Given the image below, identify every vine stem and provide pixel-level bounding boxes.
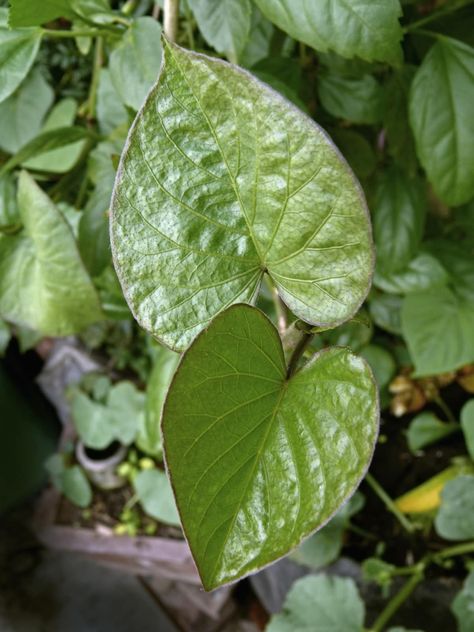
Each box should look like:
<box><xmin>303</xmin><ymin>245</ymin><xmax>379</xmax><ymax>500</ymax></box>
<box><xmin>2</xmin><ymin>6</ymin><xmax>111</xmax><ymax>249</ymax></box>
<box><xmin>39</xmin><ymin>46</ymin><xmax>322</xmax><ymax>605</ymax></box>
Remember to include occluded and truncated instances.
<box><xmin>403</xmin><ymin>3</ymin><xmax>466</xmax><ymax>33</ymax></box>
<box><xmin>433</xmin><ymin>394</ymin><xmax>457</xmax><ymax>425</ymax></box>
<box><xmin>87</xmin><ymin>36</ymin><xmax>103</xmax><ymax>121</ymax></box>
<box><xmin>365</xmin><ymin>473</ymin><xmax>416</xmax><ymax>534</ymax></box>
<box><xmin>164</xmin><ymin>0</ymin><xmax>179</xmax><ymax>42</ymax></box>
<box><xmin>41</xmin><ymin>28</ymin><xmax>104</xmax><ymax>38</ymax></box>
<box><xmin>286</xmin><ymin>331</ymin><xmax>313</xmax><ymax>379</ymax></box>
<box><xmin>369</xmin><ymin>567</ymin><xmax>425</xmax><ymax>632</ymax></box>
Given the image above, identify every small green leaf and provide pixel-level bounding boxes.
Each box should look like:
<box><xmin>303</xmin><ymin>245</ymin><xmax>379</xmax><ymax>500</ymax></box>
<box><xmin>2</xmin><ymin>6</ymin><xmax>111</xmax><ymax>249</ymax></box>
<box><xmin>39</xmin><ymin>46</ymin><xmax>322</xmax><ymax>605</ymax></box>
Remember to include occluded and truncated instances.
<box><xmin>96</xmin><ymin>68</ymin><xmax>129</xmax><ymax>135</ymax></box>
<box><xmin>109</xmin><ymin>17</ymin><xmax>162</xmax><ymax>111</ymax></box>
<box><xmin>406</xmin><ymin>412</ymin><xmax>459</xmax><ymax>452</ymax></box>
<box><xmin>452</xmin><ymin>570</ymin><xmax>474</xmax><ymax>632</ymax></box>
<box><xmin>188</xmin><ymin>0</ymin><xmax>251</xmax><ymax>61</ymax></box>
<box><xmin>133</xmin><ymin>469</ymin><xmax>180</xmax><ymax>526</ymax></box>
<box><xmin>0</xmin><ymin>68</ymin><xmax>53</xmax><ymax>154</ymax></box>
<box><xmin>61</xmin><ymin>465</ymin><xmax>92</xmax><ymax>508</ymax></box>
<box><xmin>111</xmin><ymin>41</ymin><xmax>374</xmax><ymax>352</ymax></box>
<box><xmin>360</xmin><ymin>344</ymin><xmax>396</xmax><ymax>390</ymax></box>
<box><xmin>374</xmin><ymin>253</ymin><xmax>448</xmax><ymax>295</ymax></box>
<box><xmin>8</xmin><ymin>0</ymin><xmax>76</xmax><ymax>27</ymax></box>
<box><xmin>318</xmin><ymin>73</ymin><xmax>384</xmax><ymax>124</ymax></box>
<box><xmin>0</xmin><ymin>10</ymin><xmax>42</xmax><ymax>103</ymax></box>
<box><xmin>137</xmin><ymin>346</ymin><xmax>180</xmax><ymax>458</ymax></box>
<box><xmin>409</xmin><ymin>37</ymin><xmax>474</xmax><ymax>205</ymax></box>
<box><xmin>461</xmin><ymin>400</ymin><xmax>474</xmax><ymax>459</ymax></box>
<box><xmin>435</xmin><ymin>475</ymin><xmax>474</xmax><ymax>540</ymax></box>
<box><xmin>266</xmin><ymin>574</ymin><xmax>365</xmax><ymax>632</ymax></box>
<box><xmin>331</xmin><ymin>129</ymin><xmax>376</xmax><ymax>180</ymax></box>
<box><xmin>162</xmin><ymin>304</ymin><xmax>378</xmax><ymax>589</ymax></box>
<box><xmin>253</xmin><ymin>0</ymin><xmax>403</xmax><ymax>64</ymax></box>
<box><xmin>372</xmin><ymin>168</ymin><xmax>426</xmax><ymax>274</ymax></box>
<box><xmin>401</xmin><ymin>287</ymin><xmax>474</xmax><ymax>376</ymax></box>
<box><xmin>0</xmin><ymin>172</ymin><xmax>103</xmax><ymax>335</ymax></box>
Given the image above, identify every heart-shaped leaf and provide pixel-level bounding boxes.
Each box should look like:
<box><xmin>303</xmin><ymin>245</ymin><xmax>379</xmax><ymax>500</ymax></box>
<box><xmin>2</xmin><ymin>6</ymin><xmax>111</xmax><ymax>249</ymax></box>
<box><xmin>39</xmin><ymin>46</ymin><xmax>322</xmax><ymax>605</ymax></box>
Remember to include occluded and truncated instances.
<box><xmin>162</xmin><ymin>304</ymin><xmax>378</xmax><ymax>590</ymax></box>
<box><xmin>110</xmin><ymin>40</ymin><xmax>373</xmax><ymax>351</ymax></box>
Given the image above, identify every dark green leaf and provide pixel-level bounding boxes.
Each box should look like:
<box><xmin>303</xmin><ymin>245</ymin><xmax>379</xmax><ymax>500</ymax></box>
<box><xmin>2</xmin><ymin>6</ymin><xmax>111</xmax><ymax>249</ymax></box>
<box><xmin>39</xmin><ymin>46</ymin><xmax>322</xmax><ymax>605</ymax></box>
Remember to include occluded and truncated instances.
<box><xmin>162</xmin><ymin>304</ymin><xmax>378</xmax><ymax>589</ymax></box>
<box><xmin>0</xmin><ymin>174</ymin><xmax>20</xmax><ymax>233</ymax></box>
<box><xmin>253</xmin><ymin>0</ymin><xmax>403</xmax><ymax>64</ymax></box>
<box><xmin>368</xmin><ymin>292</ymin><xmax>403</xmax><ymax>334</ymax></box>
<box><xmin>374</xmin><ymin>253</ymin><xmax>448</xmax><ymax>295</ymax></box>
<box><xmin>188</xmin><ymin>0</ymin><xmax>252</xmax><ymax>61</ymax></box>
<box><xmin>424</xmin><ymin>240</ymin><xmax>474</xmax><ymax>304</ymax></box>
<box><xmin>0</xmin><ymin>67</ymin><xmax>53</xmax><ymax>154</ymax></box>
<box><xmin>0</xmin><ymin>172</ymin><xmax>103</xmax><ymax>335</ymax></box>
<box><xmin>266</xmin><ymin>574</ymin><xmax>365</xmax><ymax>632</ymax></box>
<box><xmin>401</xmin><ymin>287</ymin><xmax>474</xmax><ymax>376</ymax></box>
<box><xmin>111</xmin><ymin>41</ymin><xmax>374</xmax><ymax>352</ymax></box>
<box><xmin>372</xmin><ymin>168</ymin><xmax>426</xmax><ymax>274</ymax></box>
<box><xmin>452</xmin><ymin>570</ymin><xmax>474</xmax><ymax>632</ymax></box>
<box><xmin>384</xmin><ymin>66</ymin><xmax>418</xmax><ymax>173</ymax></box>
<box><xmin>0</xmin><ymin>9</ymin><xmax>42</xmax><ymax>103</ymax></box>
<box><xmin>409</xmin><ymin>37</ymin><xmax>474</xmax><ymax>205</ymax></box>
<box><xmin>407</xmin><ymin>412</ymin><xmax>459</xmax><ymax>452</ymax></box>
<box><xmin>318</xmin><ymin>73</ymin><xmax>384</xmax><ymax>124</ymax></box>
<box><xmin>360</xmin><ymin>344</ymin><xmax>396</xmax><ymax>390</ymax></box>
<box><xmin>133</xmin><ymin>469</ymin><xmax>180</xmax><ymax>525</ymax></box>
<box><xmin>461</xmin><ymin>400</ymin><xmax>474</xmax><ymax>460</ymax></box>
<box><xmin>109</xmin><ymin>17</ymin><xmax>162</xmax><ymax>111</ymax></box>
<box><xmin>331</xmin><ymin>130</ymin><xmax>376</xmax><ymax>180</ymax></box>
<box><xmin>96</xmin><ymin>68</ymin><xmax>129</xmax><ymax>135</ymax></box>
<box><xmin>435</xmin><ymin>475</ymin><xmax>474</xmax><ymax>540</ymax></box>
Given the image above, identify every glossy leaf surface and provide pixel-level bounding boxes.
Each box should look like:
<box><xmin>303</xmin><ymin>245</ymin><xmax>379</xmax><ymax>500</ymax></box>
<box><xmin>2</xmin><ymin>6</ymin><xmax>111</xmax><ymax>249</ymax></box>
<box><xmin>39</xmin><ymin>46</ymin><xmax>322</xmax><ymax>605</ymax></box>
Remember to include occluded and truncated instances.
<box><xmin>253</xmin><ymin>0</ymin><xmax>403</xmax><ymax>64</ymax></box>
<box><xmin>162</xmin><ymin>304</ymin><xmax>378</xmax><ymax>589</ymax></box>
<box><xmin>266</xmin><ymin>574</ymin><xmax>365</xmax><ymax>632</ymax></box>
<box><xmin>0</xmin><ymin>172</ymin><xmax>102</xmax><ymax>335</ymax></box>
<box><xmin>409</xmin><ymin>37</ymin><xmax>474</xmax><ymax>205</ymax></box>
<box><xmin>111</xmin><ymin>41</ymin><xmax>373</xmax><ymax>351</ymax></box>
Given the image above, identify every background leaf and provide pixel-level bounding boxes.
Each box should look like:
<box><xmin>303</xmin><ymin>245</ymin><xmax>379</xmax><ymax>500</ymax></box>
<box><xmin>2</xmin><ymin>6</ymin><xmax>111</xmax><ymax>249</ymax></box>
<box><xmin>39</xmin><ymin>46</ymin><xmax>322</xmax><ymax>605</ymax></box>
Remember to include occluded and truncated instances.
<box><xmin>435</xmin><ymin>475</ymin><xmax>474</xmax><ymax>540</ymax></box>
<box><xmin>133</xmin><ymin>469</ymin><xmax>180</xmax><ymax>525</ymax></box>
<box><xmin>406</xmin><ymin>412</ymin><xmax>459</xmax><ymax>452</ymax></box>
<box><xmin>451</xmin><ymin>570</ymin><xmax>474</xmax><ymax>632</ymax></box>
<box><xmin>461</xmin><ymin>400</ymin><xmax>474</xmax><ymax>459</ymax></box>
<box><xmin>318</xmin><ymin>73</ymin><xmax>384</xmax><ymax>124</ymax></box>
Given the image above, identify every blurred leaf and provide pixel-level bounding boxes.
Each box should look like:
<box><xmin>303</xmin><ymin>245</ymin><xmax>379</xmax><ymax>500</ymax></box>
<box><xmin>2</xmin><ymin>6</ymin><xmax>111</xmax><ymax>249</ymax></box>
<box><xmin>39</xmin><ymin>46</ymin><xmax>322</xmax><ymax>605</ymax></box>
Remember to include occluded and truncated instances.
<box><xmin>45</xmin><ymin>454</ymin><xmax>92</xmax><ymax>508</ymax></box>
<box><xmin>322</xmin><ymin>309</ymin><xmax>373</xmax><ymax>351</ymax></box>
<box><xmin>331</xmin><ymin>129</ymin><xmax>376</xmax><ymax>180</ymax></box>
<box><xmin>461</xmin><ymin>399</ymin><xmax>474</xmax><ymax>459</ymax></box>
<box><xmin>96</xmin><ymin>68</ymin><xmax>129</xmax><ymax>135</ymax></box>
<box><xmin>266</xmin><ymin>574</ymin><xmax>365</xmax><ymax>632</ymax></box>
<box><xmin>0</xmin><ymin>8</ymin><xmax>42</xmax><ymax>103</ymax></box>
<box><xmin>109</xmin><ymin>17</ymin><xmax>162</xmax><ymax>111</ymax></box>
<box><xmin>368</xmin><ymin>293</ymin><xmax>403</xmax><ymax>335</ymax></box>
<box><xmin>360</xmin><ymin>344</ymin><xmax>396</xmax><ymax>390</ymax></box>
<box><xmin>374</xmin><ymin>253</ymin><xmax>448</xmax><ymax>295</ymax></box>
<box><xmin>0</xmin><ymin>317</ymin><xmax>10</xmax><ymax>356</ymax></box>
<box><xmin>424</xmin><ymin>240</ymin><xmax>474</xmax><ymax>304</ymax></box>
<box><xmin>384</xmin><ymin>66</ymin><xmax>418</xmax><ymax>173</ymax></box>
<box><xmin>401</xmin><ymin>287</ymin><xmax>474</xmax><ymax>376</ymax></box>
<box><xmin>133</xmin><ymin>468</ymin><xmax>180</xmax><ymax>525</ymax></box>
<box><xmin>406</xmin><ymin>412</ymin><xmax>459</xmax><ymax>452</ymax></box>
<box><xmin>0</xmin><ymin>173</ymin><xmax>20</xmax><ymax>233</ymax></box>
<box><xmin>409</xmin><ymin>37</ymin><xmax>474</xmax><ymax>205</ymax></box>
<box><xmin>0</xmin><ymin>68</ymin><xmax>53</xmax><ymax>154</ymax></box>
<box><xmin>24</xmin><ymin>98</ymin><xmax>86</xmax><ymax>173</ymax></box>
<box><xmin>253</xmin><ymin>0</ymin><xmax>403</xmax><ymax>64</ymax></box>
<box><xmin>435</xmin><ymin>475</ymin><xmax>474</xmax><ymax>540</ymax></box>
<box><xmin>8</xmin><ymin>0</ymin><xmax>76</xmax><ymax>27</ymax></box>
<box><xmin>188</xmin><ymin>0</ymin><xmax>251</xmax><ymax>61</ymax></box>
<box><xmin>0</xmin><ymin>172</ymin><xmax>103</xmax><ymax>335</ymax></box>
<box><xmin>318</xmin><ymin>73</ymin><xmax>384</xmax><ymax>124</ymax></box>
<box><xmin>452</xmin><ymin>570</ymin><xmax>474</xmax><ymax>632</ymax></box>
<box><xmin>372</xmin><ymin>168</ymin><xmax>426</xmax><ymax>274</ymax></box>
<box><xmin>240</xmin><ymin>5</ymin><xmax>273</xmax><ymax>68</ymax></box>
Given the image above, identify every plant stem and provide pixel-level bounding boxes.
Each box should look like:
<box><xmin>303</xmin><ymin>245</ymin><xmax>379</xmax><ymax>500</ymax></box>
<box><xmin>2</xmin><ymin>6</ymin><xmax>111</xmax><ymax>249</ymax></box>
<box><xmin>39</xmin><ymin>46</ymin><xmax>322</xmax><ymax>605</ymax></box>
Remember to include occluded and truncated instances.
<box><xmin>164</xmin><ymin>0</ymin><xmax>179</xmax><ymax>42</ymax></box>
<box><xmin>403</xmin><ymin>3</ymin><xmax>466</xmax><ymax>33</ymax></box>
<box><xmin>286</xmin><ymin>331</ymin><xmax>313</xmax><ymax>379</ymax></box>
<box><xmin>87</xmin><ymin>36</ymin><xmax>103</xmax><ymax>121</ymax></box>
<box><xmin>42</xmin><ymin>28</ymin><xmax>104</xmax><ymax>39</ymax></box>
<box><xmin>370</xmin><ymin>568</ymin><xmax>424</xmax><ymax>632</ymax></box>
<box><xmin>265</xmin><ymin>276</ymin><xmax>287</xmax><ymax>335</ymax></box>
<box><xmin>365</xmin><ymin>473</ymin><xmax>416</xmax><ymax>534</ymax></box>
<box><xmin>436</xmin><ymin>540</ymin><xmax>474</xmax><ymax>560</ymax></box>
<box><xmin>434</xmin><ymin>394</ymin><xmax>457</xmax><ymax>425</ymax></box>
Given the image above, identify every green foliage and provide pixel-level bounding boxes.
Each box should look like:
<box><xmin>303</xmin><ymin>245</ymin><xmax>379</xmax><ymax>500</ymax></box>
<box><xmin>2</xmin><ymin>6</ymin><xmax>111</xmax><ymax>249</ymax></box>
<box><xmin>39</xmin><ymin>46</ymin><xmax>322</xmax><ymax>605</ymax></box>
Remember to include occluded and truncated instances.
<box><xmin>266</xmin><ymin>574</ymin><xmax>365</xmax><ymax>632</ymax></box>
<box><xmin>162</xmin><ymin>304</ymin><xmax>377</xmax><ymax>589</ymax></box>
<box><xmin>435</xmin><ymin>475</ymin><xmax>474</xmax><ymax>540</ymax></box>
<box><xmin>45</xmin><ymin>454</ymin><xmax>92</xmax><ymax>508</ymax></box>
<box><xmin>407</xmin><ymin>412</ymin><xmax>459</xmax><ymax>452</ymax></box>
<box><xmin>461</xmin><ymin>400</ymin><xmax>474</xmax><ymax>459</ymax></box>
<box><xmin>133</xmin><ymin>469</ymin><xmax>180</xmax><ymax>526</ymax></box>
<box><xmin>451</xmin><ymin>570</ymin><xmax>474</xmax><ymax>632</ymax></box>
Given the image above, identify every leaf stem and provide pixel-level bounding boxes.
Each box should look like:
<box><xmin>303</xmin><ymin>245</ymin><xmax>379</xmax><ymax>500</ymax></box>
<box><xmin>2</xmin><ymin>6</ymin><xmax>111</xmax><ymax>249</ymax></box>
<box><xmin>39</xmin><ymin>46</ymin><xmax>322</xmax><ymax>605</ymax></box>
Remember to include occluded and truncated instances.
<box><xmin>87</xmin><ymin>36</ymin><xmax>103</xmax><ymax>121</ymax></box>
<box><xmin>365</xmin><ymin>473</ymin><xmax>416</xmax><ymax>534</ymax></box>
<box><xmin>403</xmin><ymin>3</ymin><xmax>467</xmax><ymax>33</ymax></box>
<box><xmin>41</xmin><ymin>28</ymin><xmax>104</xmax><ymax>39</ymax></box>
<box><xmin>370</xmin><ymin>567</ymin><xmax>425</xmax><ymax>632</ymax></box>
<box><xmin>436</xmin><ymin>540</ymin><xmax>474</xmax><ymax>560</ymax></box>
<box><xmin>164</xmin><ymin>0</ymin><xmax>179</xmax><ymax>42</ymax></box>
<box><xmin>286</xmin><ymin>331</ymin><xmax>313</xmax><ymax>379</ymax></box>
<box><xmin>433</xmin><ymin>394</ymin><xmax>457</xmax><ymax>425</ymax></box>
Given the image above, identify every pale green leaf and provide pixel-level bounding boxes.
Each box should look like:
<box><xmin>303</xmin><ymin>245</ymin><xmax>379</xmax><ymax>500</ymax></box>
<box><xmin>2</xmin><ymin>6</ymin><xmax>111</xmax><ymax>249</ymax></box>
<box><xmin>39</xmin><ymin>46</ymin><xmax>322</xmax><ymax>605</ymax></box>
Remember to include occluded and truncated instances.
<box><xmin>372</xmin><ymin>168</ymin><xmax>426</xmax><ymax>274</ymax></box>
<box><xmin>253</xmin><ymin>0</ymin><xmax>403</xmax><ymax>64</ymax></box>
<box><xmin>8</xmin><ymin>0</ymin><xmax>76</xmax><ymax>27</ymax></box>
<box><xmin>374</xmin><ymin>253</ymin><xmax>448</xmax><ymax>295</ymax></box>
<box><xmin>266</xmin><ymin>574</ymin><xmax>365</xmax><ymax>632</ymax></box>
<box><xmin>452</xmin><ymin>570</ymin><xmax>474</xmax><ymax>632</ymax></box>
<box><xmin>406</xmin><ymin>412</ymin><xmax>459</xmax><ymax>452</ymax></box>
<box><xmin>461</xmin><ymin>400</ymin><xmax>474</xmax><ymax>460</ymax></box>
<box><xmin>318</xmin><ymin>73</ymin><xmax>384</xmax><ymax>124</ymax></box>
<box><xmin>188</xmin><ymin>0</ymin><xmax>251</xmax><ymax>61</ymax></box>
<box><xmin>162</xmin><ymin>304</ymin><xmax>378</xmax><ymax>589</ymax></box>
<box><xmin>368</xmin><ymin>292</ymin><xmax>403</xmax><ymax>334</ymax></box>
<box><xmin>360</xmin><ymin>344</ymin><xmax>396</xmax><ymax>390</ymax></box>
<box><xmin>133</xmin><ymin>469</ymin><xmax>180</xmax><ymax>526</ymax></box>
<box><xmin>111</xmin><ymin>42</ymin><xmax>374</xmax><ymax>352</ymax></box>
<box><xmin>0</xmin><ymin>174</ymin><xmax>20</xmax><ymax>232</ymax></box>
<box><xmin>401</xmin><ymin>287</ymin><xmax>474</xmax><ymax>376</ymax></box>
<box><xmin>435</xmin><ymin>475</ymin><xmax>474</xmax><ymax>540</ymax></box>
<box><xmin>240</xmin><ymin>5</ymin><xmax>273</xmax><ymax>68</ymax></box>
<box><xmin>409</xmin><ymin>37</ymin><xmax>474</xmax><ymax>205</ymax></box>
<box><xmin>96</xmin><ymin>68</ymin><xmax>129</xmax><ymax>135</ymax></box>
<box><xmin>0</xmin><ymin>172</ymin><xmax>103</xmax><ymax>335</ymax></box>
<box><xmin>109</xmin><ymin>17</ymin><xmax>162</xmax><ymax>111</ymax></box>
<box><xmin>137</xmin><ymin>346</ymin><xmax>180</xmax><ymax>458</ymax></box>
<box><xmin>61</xmin><ymin>465</ymin><xmax>92</xmax><ymax>508</ymax></box>
<box><xmin>0</xmin><ymin>68</ymin><xmax>53</xmax><ymax>154</ymax></box>
<box><xmin>0</xmin><ymin>10</ymin><xmax>42</xmax><ymax>103</ymax></box>
<box><xmin>384</xmin><ymin>66</ymin><xmax>418</xmax><ymax>173</ymax></box>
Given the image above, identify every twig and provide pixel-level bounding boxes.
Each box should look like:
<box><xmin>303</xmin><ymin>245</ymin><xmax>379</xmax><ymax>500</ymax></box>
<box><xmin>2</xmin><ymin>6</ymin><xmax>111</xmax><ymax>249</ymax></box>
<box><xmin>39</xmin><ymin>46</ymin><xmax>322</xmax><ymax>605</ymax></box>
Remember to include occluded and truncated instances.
<box><xmin>164</xmin><ymin>0</ymin><xmax>179</xmax><ymax>42</ymax></box>
<box><xmin>365</xmin><ymin>473</ymin><xmax>416</xmax><ymax>534</ymax></box>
